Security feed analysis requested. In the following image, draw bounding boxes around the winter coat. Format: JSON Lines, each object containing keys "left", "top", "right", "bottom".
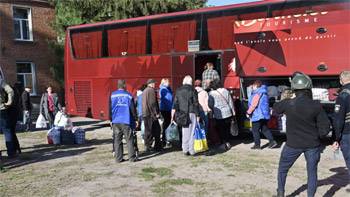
{"left": 247, "top": 85, "right": 270, "bottom": 122}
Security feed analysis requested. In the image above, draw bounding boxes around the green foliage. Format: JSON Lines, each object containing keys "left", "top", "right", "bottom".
{"left": 48, "top": 0, "right": 206, "bottom": 88}
{"left": 47, "top": 40, "right": 64, "bottom": 87}
{"left": 51, "top": 0, "right": 207, "bottom": 39}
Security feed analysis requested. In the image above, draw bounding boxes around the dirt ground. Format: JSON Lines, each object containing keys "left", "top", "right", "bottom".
{"left": 0, "top": 117, "right": 349, "bottom": 197}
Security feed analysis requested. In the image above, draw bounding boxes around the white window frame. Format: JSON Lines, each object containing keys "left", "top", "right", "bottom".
{"left": 16, "top": 62, "right": 37, "bottom": 96}
{"left": 12, "top": 6, "right": 33, "bottom": 41}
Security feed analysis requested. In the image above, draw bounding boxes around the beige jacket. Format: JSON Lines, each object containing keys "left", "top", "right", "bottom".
{"left": 195, "top": 87, "right": 211, "bottom": 113}
{"left": 0, "top": 82, "right": 14, "bottom": 111}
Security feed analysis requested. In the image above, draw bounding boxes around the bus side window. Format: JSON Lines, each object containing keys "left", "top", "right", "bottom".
{"left": 71, "top": 31, "right": 102, "bottom": 59}
{"left": 108, "top": 26, "right": 147, "bottom": 56}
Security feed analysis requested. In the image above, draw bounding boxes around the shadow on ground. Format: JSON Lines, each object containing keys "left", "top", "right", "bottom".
{"left": 288, "top": 167, "right": 350, "bottom": 197}
{"left": 2, "top": 138, "right": 112, "bottom": 170}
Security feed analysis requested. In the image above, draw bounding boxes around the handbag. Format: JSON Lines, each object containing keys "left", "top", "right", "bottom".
{"left": 194, "top": 123, "right": 208, "bottom": 153}
{"left": 216, "top": 90, "right": 239, "bottom": 137}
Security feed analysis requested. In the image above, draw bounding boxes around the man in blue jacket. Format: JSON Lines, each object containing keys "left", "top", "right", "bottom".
{"left": 110, "top": 79, "right": 138, "bottom": 163}
{"left": 159, "top": 78, "right": 173, "bottom": 146}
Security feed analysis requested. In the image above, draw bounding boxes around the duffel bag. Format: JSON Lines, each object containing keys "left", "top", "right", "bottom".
{"left": 72, "top": 127, "right": 86, "bottom": 145}
{"left": 60, "top": 130, "right": 75, "bottom": 145}
{"left": 48, "top": 127, "right": 62, "bottom": 145}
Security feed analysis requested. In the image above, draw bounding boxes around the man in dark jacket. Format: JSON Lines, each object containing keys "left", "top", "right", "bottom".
{"left": 332, "top": 71, "right": 350, "bottom": 185}
{"left": 0, "top": 78, "right": 16, "bottom": 157}
{"left": 110, "top": 79, "right": 138, "bottom": 163}
{"left": 142, "top": 79, "right": 161, "bottom": 152}
{"left": 273, "top": 72, "right": 330, "bottom": 197}
{"left": 171, "top": 75, "right": 200, "bottom": 156}
{"left": 8, "top": 82, "right": 22, "bottom": 154}
{"left": 22, "top": 87, "right": 32, "bottom": 131}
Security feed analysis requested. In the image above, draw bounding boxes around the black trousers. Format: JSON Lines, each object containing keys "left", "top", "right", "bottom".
{"left": 252, "top": 119, "right": 274, "bottom": 146}
{"left": 112, "top": 124, "right": 136, "bottom": 162}
{"left": 161, "top": 110, "right": 171, "bottom": 144}
{"left": 47, "top": 111, "right": 55, "bottom": 129}
{"left": 215, "top": 117, "right": 231, "bottom": 144}
{"left": 143, "top": 116, "right": 161, "bottom": 150}
{"left": 9, "top": 109, "right": 21, "bottom": 154}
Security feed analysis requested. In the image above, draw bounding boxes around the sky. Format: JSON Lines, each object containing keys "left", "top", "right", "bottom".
{"left": 207, "top": 0, "right": 262, "bottom": 6}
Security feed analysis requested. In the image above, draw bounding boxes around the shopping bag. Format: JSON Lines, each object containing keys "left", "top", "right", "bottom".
{"left": 193, "top": 123, "right": 208, "bottom": 153}
{"left": 230, "top": 116, "right": 239, "bottom": 137}
{"left": 35, "top": 114, "right": 47, "bottom": 129}
{"left": 165, "top": 122, "right": 179, "bottom": 142}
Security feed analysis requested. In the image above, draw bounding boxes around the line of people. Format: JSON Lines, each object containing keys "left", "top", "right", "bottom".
{"left": 110, "top": 75, "right": 240, "bottom": 161}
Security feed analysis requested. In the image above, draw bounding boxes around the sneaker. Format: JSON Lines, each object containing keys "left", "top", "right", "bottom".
{"left": 183, "top": 152, "right": 190, "bottom": 156}
{"left": 251, "top": 145, "right": 261, "bottom": 150}
{"left": 269, "top": 141, "right": 278, "bottom": 149}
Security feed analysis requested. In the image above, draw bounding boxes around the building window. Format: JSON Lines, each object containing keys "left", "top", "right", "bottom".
{"left": 13, "top": 7, "right": 33, "bottom": 41}
{"left": 16, "top": 62, "right": 37, "bottom": 95}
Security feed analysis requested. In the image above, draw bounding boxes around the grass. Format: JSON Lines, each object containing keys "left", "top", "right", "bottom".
{"left": 139, "top": 166, "right": 173, "bottom": 181}
{"left": 1, "top": 121, "right": 346, "bottom": 197}
{"left": 151, "top": 178, "right": 194, "bottom": 196}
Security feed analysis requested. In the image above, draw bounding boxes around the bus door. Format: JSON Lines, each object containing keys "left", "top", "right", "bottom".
{"left": 171, "top": 54, "right": 195, "bottom": 91}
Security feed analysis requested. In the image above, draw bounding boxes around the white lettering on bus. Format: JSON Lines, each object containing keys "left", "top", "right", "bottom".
{"left": 235, "top": 11, "right": 328, "bottom": 28}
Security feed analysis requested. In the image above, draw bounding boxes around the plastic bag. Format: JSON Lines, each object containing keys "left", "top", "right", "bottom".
{"left": 35, "top": 114, "right": 47, "bottom": 129}
{"left": 193, "top": 123, "right": 208, "bottom": 153}
{"left": 165, "top": 122, "right": 179, "bottom": 142}
{"left": 140, "top": 121, "right": 145, "bottom": 140}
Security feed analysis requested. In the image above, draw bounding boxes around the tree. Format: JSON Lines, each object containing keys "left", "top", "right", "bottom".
{"left": 49, "top": 0, "right": 207, "bottom": 88}
{"left": 51, "top": 0, "right": 207, "bottom": 39}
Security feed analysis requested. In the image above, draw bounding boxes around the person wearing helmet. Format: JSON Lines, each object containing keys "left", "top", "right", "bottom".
{"left": 273, "top": 72, "right": 330, "bottom": 197}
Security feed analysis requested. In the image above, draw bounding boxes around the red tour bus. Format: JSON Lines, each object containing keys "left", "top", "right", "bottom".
{"left": 65, "top": 0, "right": 350, "bottom": 132}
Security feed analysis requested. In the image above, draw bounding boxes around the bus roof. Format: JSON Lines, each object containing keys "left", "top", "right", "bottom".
{"left": 68, "top": 0, "right": 291, "bottom": 30}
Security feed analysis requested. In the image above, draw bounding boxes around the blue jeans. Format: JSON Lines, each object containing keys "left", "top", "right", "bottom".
{"left": 340, "top": 134, "right": 350, "bottom": 179}
{"left": 277, "top": 145, "right": 321, "bottom": 197}
{"left": 0, "top": 110, "right": 15, "bottom": 156}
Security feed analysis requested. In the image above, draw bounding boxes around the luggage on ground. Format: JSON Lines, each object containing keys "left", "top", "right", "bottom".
{"left": 72, "top": 127, "right": 86, "bottom": 144}
{"left": 60, "top": 129, "right": 75, "bottom": 145}
{"left": 47, "top": 127, "right": 61, "bottom": 145}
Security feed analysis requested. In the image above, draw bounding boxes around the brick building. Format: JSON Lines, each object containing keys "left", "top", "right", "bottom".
{"left": 0, "top": 0, "right": 59, "bottom": 101}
